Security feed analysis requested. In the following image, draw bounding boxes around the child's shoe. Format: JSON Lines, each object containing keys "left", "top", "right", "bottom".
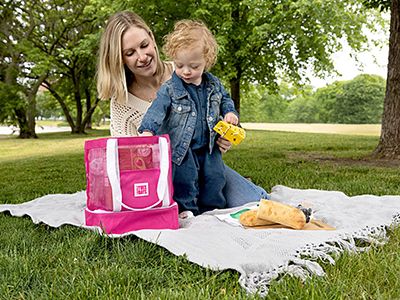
{"left": 179, "top": 210, "right": 194, "bottom": 219}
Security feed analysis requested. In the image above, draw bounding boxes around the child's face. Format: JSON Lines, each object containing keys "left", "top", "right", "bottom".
{"left": 174, "top": 44, "right": 206, "bottom": 86}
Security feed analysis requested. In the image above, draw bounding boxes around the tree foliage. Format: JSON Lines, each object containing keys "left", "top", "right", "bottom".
{"left": 0, "top": 0, "right": 33, "bottom": 137}
{"left": 0, "top": 0, "right": 105, "bottom": 136}
{"left": 240, "top": 84, "right": 291, "bottom": 123}
{"left": 192, "top": 0, "right": 384, "bottom": 111}
{"left": 31, "top": 0, "right": 103, "bottom": 133}
{"left": 99, "top": 0, "right": 385, "bottom": 112}
{"left": 0, "top": 0, "right": 391, "bottom": 139}
{"left": 286, "top": 92, "right": 320, "bottom": 123}
{"left": 312, "top": 82, "right": 345, "bottom": 123}
{"left": 0, "top": 82, "right": 25, "bottom": 126}
{"left": 363, "top": 0, "right": 391, "bottom": 10}
{"left": 334, "top": 75, "right": 385, "bottom": 124}
{"left": 241, "top": 74, "right": 386, "bottom": 124}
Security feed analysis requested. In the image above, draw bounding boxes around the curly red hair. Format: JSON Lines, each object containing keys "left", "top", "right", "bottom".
{"left": 163, "top": 20, "right": 218, "bottom": 71}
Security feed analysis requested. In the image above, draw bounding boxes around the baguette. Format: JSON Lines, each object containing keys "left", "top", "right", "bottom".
{"left": 257, "top": 199, "right": 306, "bottom": 230}
{"left": 239, "top": 209, "right": 277, "bottom": 227}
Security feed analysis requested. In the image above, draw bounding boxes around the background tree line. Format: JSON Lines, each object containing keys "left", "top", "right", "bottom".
{"left": 35, "top": 73, "right": 386, "bottom": 125}
{"left": 0, "top": 0, "right": 398, "bottom": 158}
{"left": 241, "top": 74, "right": 386, "bottom": 124}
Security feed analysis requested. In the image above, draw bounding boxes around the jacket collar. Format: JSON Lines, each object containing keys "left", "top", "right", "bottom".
{"left": 169, "top": 72, "right": 188, "bottom": 99}
{"left": 169, "top": 71, "right": 216, "bottom": 99}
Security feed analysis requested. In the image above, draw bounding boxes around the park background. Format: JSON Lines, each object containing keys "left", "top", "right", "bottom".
{"left": 0, "top": 1, "right": 395, "bottom": 138}
{"left": 1, "top": 0, "right": 400, "bottom": 299}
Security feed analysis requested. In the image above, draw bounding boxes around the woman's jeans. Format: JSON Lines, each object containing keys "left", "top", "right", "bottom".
{"left": 223, "top": 166, "right": 269, "bottom": 207}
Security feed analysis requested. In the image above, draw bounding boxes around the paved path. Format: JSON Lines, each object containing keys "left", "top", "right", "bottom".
{"left": 0, "top": 126, "right": 70, "bottom": 135}
{"left": 241, "top": 123, "right": 381, "bottom": 136}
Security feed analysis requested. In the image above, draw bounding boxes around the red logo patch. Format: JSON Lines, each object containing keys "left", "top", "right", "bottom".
{"left": 134, "top": 183, "right": 149, "bottom": 197}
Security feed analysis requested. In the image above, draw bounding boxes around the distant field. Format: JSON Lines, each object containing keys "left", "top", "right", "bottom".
{"left": 241, "top": 123, "right": 381, "bottom": 136}
{"left": 0, "top": 122, "right": 382, "bottom": 136}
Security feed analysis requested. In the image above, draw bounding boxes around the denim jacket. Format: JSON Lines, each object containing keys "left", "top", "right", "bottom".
{"left": 139, "top": 71, "right": 238, "bottom": 166}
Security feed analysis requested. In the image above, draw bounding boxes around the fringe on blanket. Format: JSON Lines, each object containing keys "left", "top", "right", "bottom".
{"left": 239, "top": 213, "right": 400, "bottom": 297}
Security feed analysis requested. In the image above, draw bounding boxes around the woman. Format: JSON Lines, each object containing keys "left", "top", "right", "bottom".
{"left": 97, "top": 11, "right": 268, "bottom": 208}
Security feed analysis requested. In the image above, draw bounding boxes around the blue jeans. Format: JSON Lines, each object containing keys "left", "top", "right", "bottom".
{"left": 172, "top": 147, "right": 226, "bottom": 215}
{"left": 223, "top": 166, "right": 269, "bottom": 207}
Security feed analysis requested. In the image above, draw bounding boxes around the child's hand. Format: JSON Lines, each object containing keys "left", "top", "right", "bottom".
{"left": 224, "top": 112, "right": 239, "bottom": 125}
{"left": 139, "top": 131, "right": 154, "bottom": 137}
{"left": 216, "top": 136, "right": 232, "bottom": 153}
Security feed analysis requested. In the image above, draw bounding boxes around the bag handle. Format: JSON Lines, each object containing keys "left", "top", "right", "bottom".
{"left": 106, "top": 139, "right": 122, "bottom": 211}
{"left": 157, "top": 137, "right": 171, "bottom": 207}
{"left": 106, "top": 137, "right": 170, "bottom": 212}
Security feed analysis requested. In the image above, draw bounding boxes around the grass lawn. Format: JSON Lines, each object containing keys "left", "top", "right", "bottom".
{"left": 34, "top": 119, "right": 110, "bottom": 130}
{"left": 0, "top": 129, "right": 399, "bottom": 299}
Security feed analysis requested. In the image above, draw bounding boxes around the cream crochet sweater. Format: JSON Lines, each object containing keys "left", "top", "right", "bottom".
{"left": 110, "top": 93, "right": 151, "bottom": 137}
{"left": 110, "top": 62, "right": 174, "bottom": 137}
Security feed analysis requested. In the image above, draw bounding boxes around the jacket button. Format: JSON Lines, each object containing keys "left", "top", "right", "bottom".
{"left": 191, "top": 112, "right": 196, "bottom": 116}
{"left": 178, "top": 106, "right": 182, "bottom": 111}
{"left": 208, "top": 116, "right": 213, "bottom": 121}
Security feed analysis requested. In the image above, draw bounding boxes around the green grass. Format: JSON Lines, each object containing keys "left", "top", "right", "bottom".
{"left": 1, "top": 130, "right": 400, "bottom": 299}
{"left": 34, "top": 120, "right": 110, "bottom": 129}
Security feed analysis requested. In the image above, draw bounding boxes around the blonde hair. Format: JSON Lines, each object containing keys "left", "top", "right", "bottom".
{"left": 97, "top": 11, "right": 166, "bottom": 103}
{"left": 163, "top": 20, "right": 218, "bottom": 71}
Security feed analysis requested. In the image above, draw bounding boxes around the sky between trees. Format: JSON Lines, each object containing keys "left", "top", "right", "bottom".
{"left": 310, "top": 13, "right": 389, "bottom": 88}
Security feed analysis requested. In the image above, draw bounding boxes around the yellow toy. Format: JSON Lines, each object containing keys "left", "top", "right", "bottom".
{"left": 213, "top": 120, "right": 246, "bottom": 145}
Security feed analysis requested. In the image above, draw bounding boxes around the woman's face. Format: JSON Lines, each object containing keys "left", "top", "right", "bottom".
{"left": 122, "top": 26, "right": 158, "bottom": 78}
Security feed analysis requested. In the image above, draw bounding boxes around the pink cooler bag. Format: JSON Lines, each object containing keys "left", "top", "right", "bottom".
{"left": 84, "top": 134, "right": 179, "bottom": 234}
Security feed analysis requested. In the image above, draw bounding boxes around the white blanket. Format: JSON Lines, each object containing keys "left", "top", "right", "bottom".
{"left": 1, "top": 185, "right": 400, "bottom": 296}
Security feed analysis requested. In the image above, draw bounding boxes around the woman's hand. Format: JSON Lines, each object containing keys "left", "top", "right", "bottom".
{"left": 216, "top": 136, "right": 232, "bottom": 153}
{"left": 139, "top": 131, "right": 154, "bottom": 137}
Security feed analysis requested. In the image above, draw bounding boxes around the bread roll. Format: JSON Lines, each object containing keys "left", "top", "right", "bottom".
{"left": 239, "top": 209, "right": 276, "bottom": 227}
{"left": 257, "top": 199, "right": 306, "bottom": 230}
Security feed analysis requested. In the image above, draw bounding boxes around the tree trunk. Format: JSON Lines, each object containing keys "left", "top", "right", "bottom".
{"left": 43, "top": 80, "right": 76, "bottom": 132}
{"left": 4, "top": 57, "right": 34, "bottom": 138}
{"left": 85, "top": 87, "right": 93, "bottom": 130}
{"left": 75, "top": 90, "right": 84, "bottom": 133}
{"left": 373, "top": 0, "right": 400, "bottom": 159}
{"left": 26, "top": 91, "right": 38, "bottom": 138}
{"left": 230, "top": 61, "right": 242, "bottom": 113}
{"left": 14, "top": 107, "right": 30, "bottom": 138}
{"left": 230, "top": 77, "right": 241, "bottom": 113}
{"left": 25, "top": 74, "right": 47, "bottom": 139}
{"left": 72, "top": 72, "right": 84, "bottom": 134}
{"left": 82, "top": 97, "right": 101, "bottom": 132}
{"left": 229, "top": 2, "right": 242, "bottom": 114}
